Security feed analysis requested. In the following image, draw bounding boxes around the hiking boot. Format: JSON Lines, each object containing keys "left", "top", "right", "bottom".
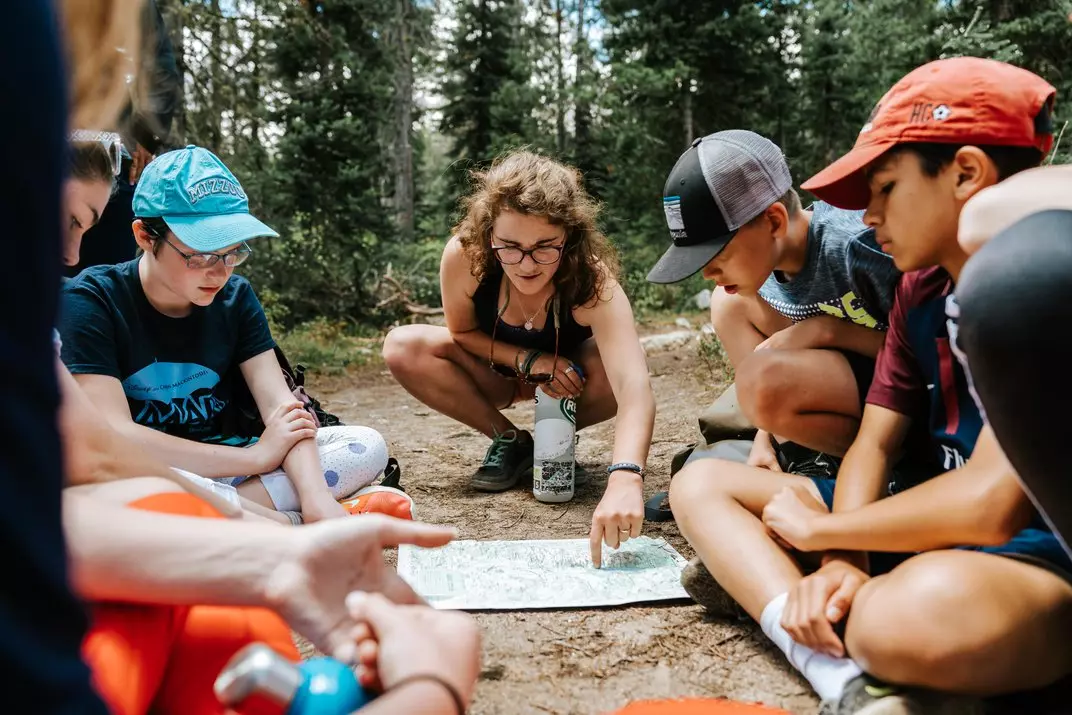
{"left": 820, "top": 674, "right": 985, "bottom": 715}
{"left": 775, "top": 439, "right": 839, "bottom": 479}
{"left": 681, "top": 557, "right": 746, "bottom": 619}
{"left": 471, "top": 429, "right": 534, "bottom": 492}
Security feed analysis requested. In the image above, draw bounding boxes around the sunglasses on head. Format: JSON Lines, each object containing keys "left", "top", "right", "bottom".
{"left": 489, "top": 289, "right": 560, "bottom": 384}
{"left": 69, "top": 130, "right": 123, "bottom": 177}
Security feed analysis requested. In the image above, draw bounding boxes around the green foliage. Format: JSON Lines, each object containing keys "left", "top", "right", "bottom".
{"left": 275, "top": 318, "right": 380, "bottom": 376}
{"left": 167, "top": 0, "right": 1072, "bottom": 333}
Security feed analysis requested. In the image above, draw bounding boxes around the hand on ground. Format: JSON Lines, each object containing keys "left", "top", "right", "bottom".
{"left": 590, "top": 472, "right": 644, "bottom": 567}
{"left": 782, "top": 558, "right": 869, "bottom": 657}
{"left": 249, "top": 401, "right": 317, "bottom": 472}
{"left": 263, "top": 515, "right": 455, "bottom": 664}
{"left": 346, "top": 591, "right": 481, "bottom": 707}
{"left": 762, "top": 483, "right": 829, "bottom": 552}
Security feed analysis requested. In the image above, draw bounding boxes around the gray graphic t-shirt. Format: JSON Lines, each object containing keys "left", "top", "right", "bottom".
{"left": 759, "top": 201, "right": 900, "bottom": 330}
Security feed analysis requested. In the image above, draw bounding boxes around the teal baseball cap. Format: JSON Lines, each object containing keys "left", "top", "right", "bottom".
{"left": 133, "top": 145, "right": 278, "bottom": 252}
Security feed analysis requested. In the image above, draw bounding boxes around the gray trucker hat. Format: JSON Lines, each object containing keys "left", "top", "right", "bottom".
{"left": 647, "top": 130, "right": 793, "bottom": 284}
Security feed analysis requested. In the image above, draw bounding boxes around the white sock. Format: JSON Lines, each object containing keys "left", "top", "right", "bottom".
{"left": 760, "top": 592, "right": 862, "bottom": 701}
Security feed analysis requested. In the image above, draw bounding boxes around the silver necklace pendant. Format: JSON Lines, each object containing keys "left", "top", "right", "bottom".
{"left": 524, "top": 319, "right": 534, "bottom": 331}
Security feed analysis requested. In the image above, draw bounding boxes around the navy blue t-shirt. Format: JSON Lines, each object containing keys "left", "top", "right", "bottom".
{"left": 60, "top": 259, "right": 276, "bottom": 445}
{"left": 1, "top": 3, "right": 108, "bottom": 712}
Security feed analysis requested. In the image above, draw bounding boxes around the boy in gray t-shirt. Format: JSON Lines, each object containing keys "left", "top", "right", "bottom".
{"left": 648, "top": 130, "right": 900, "bottom": 470}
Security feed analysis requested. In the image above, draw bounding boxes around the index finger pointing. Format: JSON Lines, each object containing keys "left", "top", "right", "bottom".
{"left": 589, "top": 522, "right": 603, "bottom": 568}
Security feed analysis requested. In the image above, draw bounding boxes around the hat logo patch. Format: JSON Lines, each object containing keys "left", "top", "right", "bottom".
{"left": 860, "top": 102, "right": 882, "bottom": 133}
{"left": 188, "top": 178, "right": 247, "bottom": 205}
{"left": 909, "top": 102, "right": 951, "bottom": 124}
{"left": 663, "top": 195, "right": 687, "bottom": 242}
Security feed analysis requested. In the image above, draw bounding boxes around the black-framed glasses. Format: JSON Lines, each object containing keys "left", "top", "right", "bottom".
{"left": 69, "top": 129, "right": 123, "bottom": 177}
{"left": 161, "top": 236, "right": 252, "bottom": 269}
{"left": 491, "top": 244, "right": 565, "bottom": 266}
{"left": 489, "top": 292, "right": 560, "bottom": 383}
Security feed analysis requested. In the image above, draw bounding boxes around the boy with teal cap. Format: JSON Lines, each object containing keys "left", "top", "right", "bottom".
{"left": 60, "top": 146, "right": 394, "bottom": 523}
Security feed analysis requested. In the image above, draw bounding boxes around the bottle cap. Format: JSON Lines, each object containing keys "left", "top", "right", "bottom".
{"left": 214, "top": 643, "right": 303, "bottom": 709}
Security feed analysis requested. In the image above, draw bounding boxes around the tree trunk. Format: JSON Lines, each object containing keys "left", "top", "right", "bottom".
{"left": 682, "top": 82, "right": 694, "bottom": 147}
{"left": 573, "top": 0, "right": 590, "bottom": 168}
{"left": 208, "top": 0, "right": 223, "bottom": 151}
{"left": 395, "top": 0, "right": 415, "bottom": 242}
{"left": 160, "top": 0, "right": 187, "bottom": 143}
{"left": 554, "top": 0, "right": 566, "bottom": 154}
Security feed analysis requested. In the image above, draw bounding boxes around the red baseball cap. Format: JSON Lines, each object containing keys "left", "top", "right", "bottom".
{"left": 802, "top": 57, "right": 1056, "bottom": 209}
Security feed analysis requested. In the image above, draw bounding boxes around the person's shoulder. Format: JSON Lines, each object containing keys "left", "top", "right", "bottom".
{"left": 64, "top": 259, "right": 137, "bottom": 296}
{"left": 810, "top": 200, "right": 870, "bottom": 242}
{"left": 895, "top": 266, "right": 952, "bottom": 308}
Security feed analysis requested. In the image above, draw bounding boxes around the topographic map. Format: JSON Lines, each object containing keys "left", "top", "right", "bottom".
{"left": 397, "top": 536, "right": 691, "bottom": 610}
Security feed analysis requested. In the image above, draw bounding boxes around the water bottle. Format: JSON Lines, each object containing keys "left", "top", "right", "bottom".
{"left": 533, "top": 366, "right": 583, "bottom": 504}
{"left": 214, "top": 643, "right": 372, "bottom": 715}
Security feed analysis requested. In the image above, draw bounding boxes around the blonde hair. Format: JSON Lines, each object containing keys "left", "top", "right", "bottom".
{"left": 454, "top": 151, "right": 619, "bottom": 309}
{"left": 57, "top": 0, "right": 143, "bottom": 130}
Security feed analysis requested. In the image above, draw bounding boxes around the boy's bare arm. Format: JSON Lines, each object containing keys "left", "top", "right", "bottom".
{"left": 808, "top": 426, "right": 1033, "bottom": 552}
{"left": 959, "top": 165, "right": 1072, "bottom": 255}
{"left": 755, "top": 315, "right": 885, "bottom": 358}
{"left": 820, "top": 405, "right": 909, "bottom": 568}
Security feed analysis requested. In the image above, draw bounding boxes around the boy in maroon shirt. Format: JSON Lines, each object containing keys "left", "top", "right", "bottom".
{"left": 671, "top": 58, "right": 1072, "bottom": 714}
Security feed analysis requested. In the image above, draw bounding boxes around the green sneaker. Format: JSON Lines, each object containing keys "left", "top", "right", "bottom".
{"left": 820, "top": 674, "right": 985, "bottom": 715}
{"left": 471, "top": 429, "right": 534, "bottom": 492}
{"left": 680, "top": 557, "right": 746, "bottom": 619}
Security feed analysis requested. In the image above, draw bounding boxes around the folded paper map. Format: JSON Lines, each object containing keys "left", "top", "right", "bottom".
{"left": 397, "top": 536, "right": 691, "bottom": 610}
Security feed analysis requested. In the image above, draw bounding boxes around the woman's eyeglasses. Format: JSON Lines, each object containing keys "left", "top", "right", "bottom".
{"left": 160, "top": 236, "right": 253, "bottom": 269}
{"left": 492, "top": 244, "right": 564, "bottom": 266}
{"left": 69, "top": 129, "right": 123, "bottom": 177}
{"left": 489, "top": 292, "right": 560, "bottom": 383}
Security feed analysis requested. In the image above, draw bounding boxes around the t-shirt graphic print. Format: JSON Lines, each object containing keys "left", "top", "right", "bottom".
{"left": 121, "top": 361, "right": 227, "bottom": 436}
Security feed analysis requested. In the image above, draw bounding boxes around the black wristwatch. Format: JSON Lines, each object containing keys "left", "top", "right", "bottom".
{"left": 607, "top": 462, "right": 644, "bottom": 480}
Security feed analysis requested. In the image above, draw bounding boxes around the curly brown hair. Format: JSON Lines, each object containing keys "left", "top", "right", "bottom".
{"left": 455, "top": 150, "right": 620, "bottom": 310}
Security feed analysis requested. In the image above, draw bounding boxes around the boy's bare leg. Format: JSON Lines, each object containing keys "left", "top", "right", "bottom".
{"left": 846, "top": 550, "right": 1072, "bottom": 694}
{"left": 736, "top": 348, "right": 863, "bottom": 457}
{"left": 671, "top": 458, "right": 823, "bottom": 619}
{"left": 710, "top": 288, "right": 862, "bottom": 457}
{"left": 710, "top": 287, "right": 791, "bottom": 366}
{"left": 672, "top": 459, "right": 866, "bottom": 701}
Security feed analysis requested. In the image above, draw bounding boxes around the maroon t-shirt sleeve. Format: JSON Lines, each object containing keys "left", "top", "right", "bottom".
{"left": 866, "top": 273, "right": 928, "bottom": 416}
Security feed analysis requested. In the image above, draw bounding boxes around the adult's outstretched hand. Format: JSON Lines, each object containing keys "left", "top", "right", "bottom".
{"left": 264, "top": 515, "right": 455, "bottom": 663}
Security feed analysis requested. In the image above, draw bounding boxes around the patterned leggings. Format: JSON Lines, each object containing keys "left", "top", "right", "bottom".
{"left": 221, "top": 425, "right": 389, "bottom": 512}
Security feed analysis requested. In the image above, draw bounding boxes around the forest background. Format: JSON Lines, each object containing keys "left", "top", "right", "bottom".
{"left": 157, "top": 0, "right": 1072, "bottom": 359}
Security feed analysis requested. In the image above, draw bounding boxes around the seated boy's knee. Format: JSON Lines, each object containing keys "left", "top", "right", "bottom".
{"left": 669, "top": 459, "right": 740, "bottom": 516}
{"left": 846, "top": 554, "right": 978, "bottom": 680}
{"left": 709, "top": 287, "right": 749, "bottom": 334}
{"left": 736, "top": 351, "right": 793, "bottom": 428}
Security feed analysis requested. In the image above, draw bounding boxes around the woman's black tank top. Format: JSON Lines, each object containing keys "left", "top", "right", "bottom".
{"left": 472, "top": 269, "right": 593, "bottom": 357}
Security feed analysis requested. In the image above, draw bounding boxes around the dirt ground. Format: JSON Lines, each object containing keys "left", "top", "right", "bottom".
{"left": 311, "top": 314, "right": 820, "bottom": 715}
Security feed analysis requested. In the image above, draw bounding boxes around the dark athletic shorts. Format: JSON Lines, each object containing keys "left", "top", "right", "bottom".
{"left": 808, "top": 476, "right": 1072, "bottom": 579}
{"left": 837, "top": 349, "right": 875, "bottom": 410}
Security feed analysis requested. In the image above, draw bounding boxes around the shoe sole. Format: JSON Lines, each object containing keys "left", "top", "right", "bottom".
{"left": 471, "top": 454, "right": 535, "bottom": 493}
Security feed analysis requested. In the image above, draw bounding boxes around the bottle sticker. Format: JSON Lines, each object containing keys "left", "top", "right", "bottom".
{"left": 536, "top": 461, "right": 574, "bottom": 494}
{"left": 534, "top": 418, "right": 574, "bottom": 461}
